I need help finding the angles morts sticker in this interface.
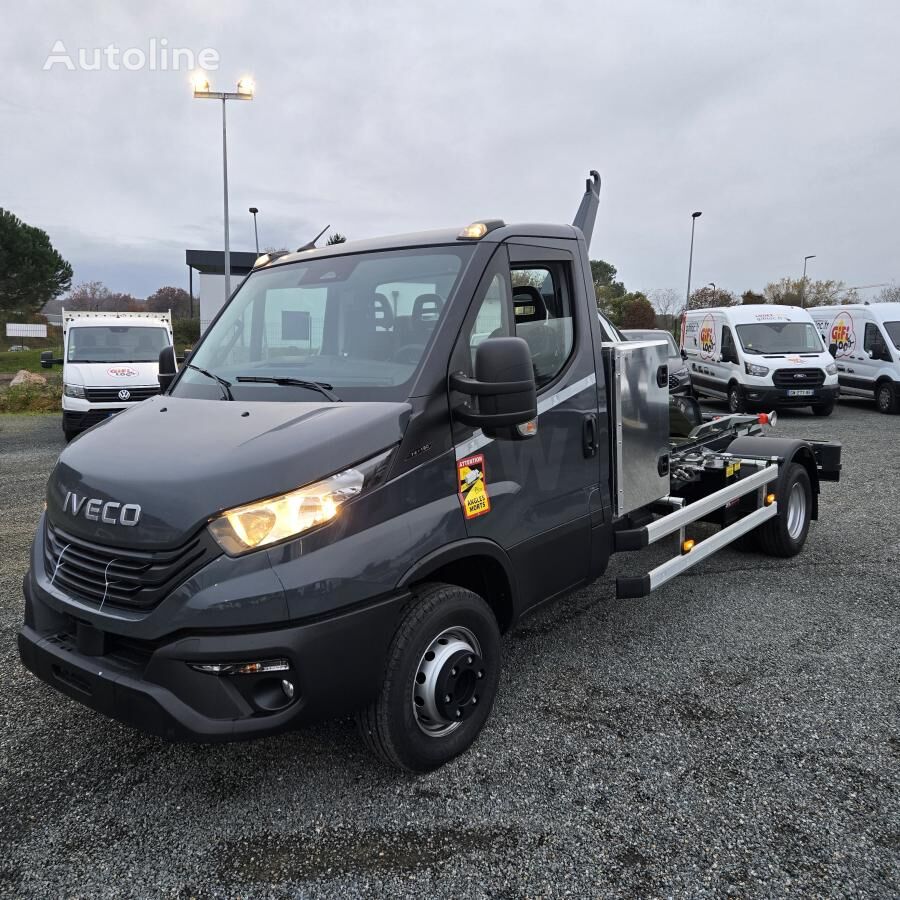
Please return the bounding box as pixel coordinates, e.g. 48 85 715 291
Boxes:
457 453 490 520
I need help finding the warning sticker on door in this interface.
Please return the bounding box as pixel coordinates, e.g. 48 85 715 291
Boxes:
457 454 491 519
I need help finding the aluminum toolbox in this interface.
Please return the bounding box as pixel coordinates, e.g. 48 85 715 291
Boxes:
602 340 671 516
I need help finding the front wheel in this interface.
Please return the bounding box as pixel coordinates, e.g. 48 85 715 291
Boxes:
755 462 812 557
356 583 501 772
876 381 898 414
728 384 745 414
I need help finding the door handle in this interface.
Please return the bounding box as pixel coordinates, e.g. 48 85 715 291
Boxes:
583 413 599 458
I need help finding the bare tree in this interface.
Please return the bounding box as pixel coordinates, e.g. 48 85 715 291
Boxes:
648 288 682 335
876 284 900 303
688 286 739 309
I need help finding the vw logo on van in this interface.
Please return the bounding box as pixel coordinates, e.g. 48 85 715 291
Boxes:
118 389 131 400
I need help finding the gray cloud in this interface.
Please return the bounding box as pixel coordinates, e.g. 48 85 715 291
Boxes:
3 1 899 299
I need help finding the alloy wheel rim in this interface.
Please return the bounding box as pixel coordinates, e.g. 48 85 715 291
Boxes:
786 481 807 539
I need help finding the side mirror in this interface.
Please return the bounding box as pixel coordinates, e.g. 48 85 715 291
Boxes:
40 350 54 369
450 337 537 438
680 348 688 361
828 342 838 358
158 345 178 392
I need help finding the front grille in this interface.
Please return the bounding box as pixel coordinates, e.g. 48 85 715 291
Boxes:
44 521 219 611
772 367 825 387
84 386 159 403
668 373 680 390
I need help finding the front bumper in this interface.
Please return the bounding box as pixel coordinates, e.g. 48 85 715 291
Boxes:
19 572 406 742
743 384 839 407
63 408 125 433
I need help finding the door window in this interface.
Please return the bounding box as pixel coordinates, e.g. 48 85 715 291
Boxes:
510 263 575 388
864 323 888 359
721 325 737 363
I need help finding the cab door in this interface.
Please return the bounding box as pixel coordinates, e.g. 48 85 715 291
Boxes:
449 241 601 612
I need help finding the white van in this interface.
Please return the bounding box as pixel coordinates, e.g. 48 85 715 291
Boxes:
41 310 174 440
807 303 900 413
681 305 839 416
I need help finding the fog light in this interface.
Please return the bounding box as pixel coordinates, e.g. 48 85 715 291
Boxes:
281 679 295 699
189 658 290 675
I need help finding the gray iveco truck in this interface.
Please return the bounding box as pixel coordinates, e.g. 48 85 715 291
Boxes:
19 173 841 771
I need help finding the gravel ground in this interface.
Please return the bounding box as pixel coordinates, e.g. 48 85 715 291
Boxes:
0 403 898 899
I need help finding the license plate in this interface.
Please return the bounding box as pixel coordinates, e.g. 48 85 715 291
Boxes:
787 389 814 397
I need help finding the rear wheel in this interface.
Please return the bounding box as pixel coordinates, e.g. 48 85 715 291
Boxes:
875 381 898 414
728 384 745 414
356 583 501 772
755 463 812 557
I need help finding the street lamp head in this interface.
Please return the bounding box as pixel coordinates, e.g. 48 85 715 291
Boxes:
191 71 210 95
692 211 702 219
237 77 255 97
805 254 816 261
249 207 258 215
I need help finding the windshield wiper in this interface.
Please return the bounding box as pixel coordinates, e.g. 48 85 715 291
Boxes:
186 363 233 400
235 375 341 402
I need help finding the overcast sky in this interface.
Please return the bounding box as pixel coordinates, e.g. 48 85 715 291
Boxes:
4 1 899 301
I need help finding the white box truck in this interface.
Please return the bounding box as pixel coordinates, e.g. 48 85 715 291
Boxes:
807 302 900 413
681 305 840 416
41 310 174 440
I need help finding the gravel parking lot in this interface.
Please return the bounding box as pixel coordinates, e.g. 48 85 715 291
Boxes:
1 402 897 899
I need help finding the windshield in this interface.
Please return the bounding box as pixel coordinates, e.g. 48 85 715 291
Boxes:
735 322 824 354
884 321 900 350
622 330 679 357
174 246 471 402
67 326 170 363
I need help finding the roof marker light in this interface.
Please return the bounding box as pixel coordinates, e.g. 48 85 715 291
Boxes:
458 219 505 240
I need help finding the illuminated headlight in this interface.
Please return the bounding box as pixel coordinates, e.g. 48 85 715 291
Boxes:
207 448 393 555
64 383 86 399
825 362 838 376
744 362 769 377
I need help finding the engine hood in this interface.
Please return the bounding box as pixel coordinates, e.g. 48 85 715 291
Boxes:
47 396 411 548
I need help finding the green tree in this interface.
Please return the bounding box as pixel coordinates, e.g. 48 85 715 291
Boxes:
0 209 73 315
146 286 192 318
688 286 738 309
741 290 766 305
620 292 656 328
764 277 853 308
326 232 347 245
590 259 626 311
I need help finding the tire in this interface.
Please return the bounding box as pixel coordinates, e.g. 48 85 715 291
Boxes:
875 381 898 414
356 583 501 772
727 384 745 414
755 462 812 557
63 427 78 442
811 400 835 417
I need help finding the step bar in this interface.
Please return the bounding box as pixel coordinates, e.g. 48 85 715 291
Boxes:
616 464 779 599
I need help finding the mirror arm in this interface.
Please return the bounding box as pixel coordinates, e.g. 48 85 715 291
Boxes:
449 372 536 397
453 403 537 428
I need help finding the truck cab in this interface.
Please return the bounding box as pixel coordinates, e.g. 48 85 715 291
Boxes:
19 174 841 771
41 310 174 440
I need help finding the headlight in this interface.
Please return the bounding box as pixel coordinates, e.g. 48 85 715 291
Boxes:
63 383 86 398
207 448 393 555
744 362 769 377
825 362 838 376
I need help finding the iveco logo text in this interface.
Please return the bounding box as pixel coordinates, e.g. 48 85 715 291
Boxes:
63 491 141 526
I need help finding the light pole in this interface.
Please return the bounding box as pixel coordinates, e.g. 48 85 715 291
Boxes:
801 255 815 307
707 281 716 293
249 207 260 256
193 74 254 302
685 211 702 308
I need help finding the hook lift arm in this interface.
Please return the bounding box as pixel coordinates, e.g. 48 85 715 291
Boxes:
572 170 601 250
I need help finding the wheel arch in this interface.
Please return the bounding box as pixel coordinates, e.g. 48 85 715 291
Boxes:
397 539 517 633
